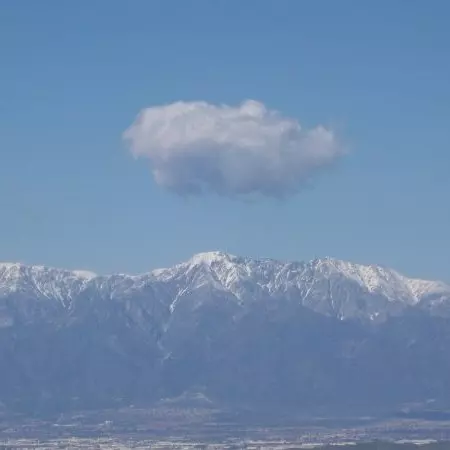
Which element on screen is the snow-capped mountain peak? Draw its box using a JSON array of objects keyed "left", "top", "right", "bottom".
[
  {"left": 69, "top": 269, "right": 97, "bottom": 280},
  {"left": 186, "top": 251, "right": 236, "bottom": 266}
]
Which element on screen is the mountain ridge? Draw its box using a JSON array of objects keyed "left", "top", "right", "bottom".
[
  {"left": 1, "top": 251, "right": 449, "bottom": 322},
  {"left": 1, "top": 252, "right": 450, "bottom": 415}
]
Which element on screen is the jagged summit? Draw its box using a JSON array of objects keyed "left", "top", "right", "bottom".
[{"left": 185, "top": 251, "right": 236, "bottom": 266}]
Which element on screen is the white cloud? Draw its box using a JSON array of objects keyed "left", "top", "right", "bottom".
[{"left": 123, "top": 100, "right": 344, "bottom": 198}]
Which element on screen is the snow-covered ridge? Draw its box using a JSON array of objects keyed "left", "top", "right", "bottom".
[
  {"left": 0, "top": 262, "right": 96, "bottom": 304},
  {"left": 1, "top": 252, "right": 449, "bottom": 321},
  {"left": 308, "top": 256, "right": 447, "bottom": 304},
  {"left": 0, "top": 262, "right": 96, "bottom": 280}
]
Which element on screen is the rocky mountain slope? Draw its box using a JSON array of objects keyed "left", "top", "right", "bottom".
[{"left": 0, "top": 252, "right": 450, "bottom": 415}]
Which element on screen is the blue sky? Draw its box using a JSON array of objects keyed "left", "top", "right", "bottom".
[{"left": 1, "top": 1, "right": 449, "bottom": 281}]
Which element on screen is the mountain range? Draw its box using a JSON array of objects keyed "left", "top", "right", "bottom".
[{"left": 1, "top": 251, "right": 450, "bottom": 416}]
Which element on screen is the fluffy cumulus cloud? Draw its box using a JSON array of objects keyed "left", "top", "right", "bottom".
[{"left": 123, "top": 100, "right": 344, "bottom": 198}]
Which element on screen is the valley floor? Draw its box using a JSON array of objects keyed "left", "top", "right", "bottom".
[{"left": 2, "top": 409, "right": 450, "bottom": 449}]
